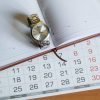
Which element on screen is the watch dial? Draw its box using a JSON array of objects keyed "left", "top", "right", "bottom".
[{"left": 32, "top": 22, "right": 49, "bottom": 41}]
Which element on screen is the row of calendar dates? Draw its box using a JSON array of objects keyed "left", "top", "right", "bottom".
[{"left": 0, "top": 67, "right": 100, "bottom": 97}]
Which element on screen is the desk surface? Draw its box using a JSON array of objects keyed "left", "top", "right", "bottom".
[{"left": 36, "top": 89, "right": 100, "bottom": 100}]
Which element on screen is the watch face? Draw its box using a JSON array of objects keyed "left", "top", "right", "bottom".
[{"left": 31, "top": 22, "right": 49, "bottom": 42}]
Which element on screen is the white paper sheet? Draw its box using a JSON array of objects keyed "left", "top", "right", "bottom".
[{"left": 38, "top": 0, "right": 100, "bottom": 46}]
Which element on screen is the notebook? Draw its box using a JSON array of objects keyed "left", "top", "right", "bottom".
[{"left": 0, "top": 0, "right": 100, "bottom": 68}]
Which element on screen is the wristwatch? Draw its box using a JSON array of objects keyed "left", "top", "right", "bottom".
[{"left": 27, "top": 14, "right": 50, "bottom": 47}]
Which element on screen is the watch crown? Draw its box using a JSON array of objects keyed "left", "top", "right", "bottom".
[{"left": 27, "top": 14, "right": 40, "bottom": 27}]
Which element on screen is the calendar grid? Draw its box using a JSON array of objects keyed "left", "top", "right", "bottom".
[{"left": 0, "top": 36, "right": 100, "bottom": 100}]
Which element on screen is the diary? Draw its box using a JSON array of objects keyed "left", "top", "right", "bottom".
[{"left": 0, "top": 0, "right": 100, "bottom": 68}]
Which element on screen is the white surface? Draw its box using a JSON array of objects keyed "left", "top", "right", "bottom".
[
  {"left": 0, "top": 36, "right": 100, "bottom": 100},
  {"left": 38, "top": 0, "right": 100, "bottom": 46}
]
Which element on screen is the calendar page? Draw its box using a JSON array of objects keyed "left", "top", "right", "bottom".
[{"left": 0, "top": 36, "right": 100, "bottom": 100}]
